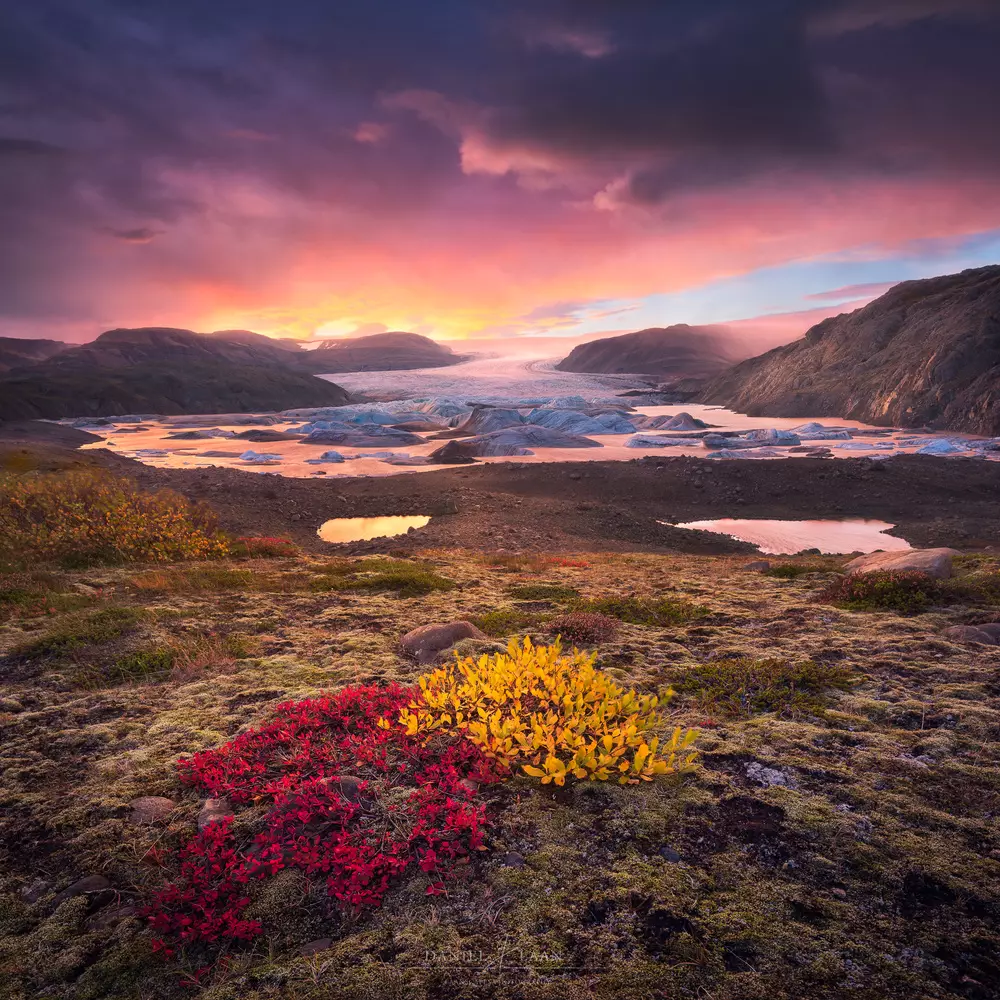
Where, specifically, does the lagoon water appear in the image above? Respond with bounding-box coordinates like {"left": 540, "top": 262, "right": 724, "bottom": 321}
{"left": 317, "top": 515, "right": 431, "bottom": 543}
{"left": 670, "top": 518, "right": 912, "bottom": 555}
{"left": 76, "top": 354, "right": 997, "bottom": 478}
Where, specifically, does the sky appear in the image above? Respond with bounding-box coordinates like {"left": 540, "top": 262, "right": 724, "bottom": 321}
{"left": 2, "top": 0, "right": 1000, "bottom": 349}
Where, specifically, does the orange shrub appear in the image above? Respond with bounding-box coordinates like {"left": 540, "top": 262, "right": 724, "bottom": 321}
{"left": 0, "top": 469, "right": 230, "bottom": 567}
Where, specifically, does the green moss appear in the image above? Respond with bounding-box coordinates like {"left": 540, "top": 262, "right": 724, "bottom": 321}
{"left": 668, "top": 656, "right": 855, "bottom": 716}
{"left": 765, "top": 562, "right": 833, "bottom": 579}
{"left": 573, "top": 594, "right": 707, "bottom": 627}
{"left": 505, "top": 583, "right": 580, "bottom": 601}
{"left": 311, "top": 559, "right": 456, "bottom": 597}
{"left": 470, "top": 608, "right": 551, "bottom": 637}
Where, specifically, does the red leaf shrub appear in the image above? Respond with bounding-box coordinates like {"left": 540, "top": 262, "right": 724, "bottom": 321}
{"left": 818, "top": 570, "right": 939, "bottom": 614}
{"left": 146, "top": 683, "right": 503, "bottom": 956}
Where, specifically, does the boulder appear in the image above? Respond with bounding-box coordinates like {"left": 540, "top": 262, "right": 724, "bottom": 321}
{"left": 845, "top": 548, "right": 960, "bottom": 579}
{"left": 940, "top": 625, "right": 997, "bottom": 645}
{"left": 428, "top": 440, "right": 478, "bottom": 464}
{"left": 791, "top": 422, "right": 853, "bottom": 440}
{"left": 129, "top": 796, "right": 176, "bottom": 824}
{"left": 430, "top": 425, "right": 601, "bottom": 460}
{"left": 401, "top": 621, "right": 487, "bottom": 665}
{"left": 743, "top": 428, "right": 801, "bottom": 445}
{"left": 52, "top": 875, "right": 111, "bottom": 909}
{"left": 198, "top": 797, "right": 234, "bottom": 831}
{"left": 974, "top": 623, "right": 1000, "bottom": 641}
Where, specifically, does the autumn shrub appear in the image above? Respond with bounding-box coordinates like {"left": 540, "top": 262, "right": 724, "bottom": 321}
{"left": 399, "top": 638, "right": 699, "bottom": 786}
{"left": 0, "top": 469, "right": 229, "bottom": 567}
{"left": 572, "top": 594, "right": 708, "bottom": 627}
{"left": 668, "top": 657, "right": 855, "bottom": 717}
{"left": 818, "top": 570, "right": 940, "bottom": 613}
{"left": 548, "top": 611, "right": 619, "bottom": 645}
{"left": 147, "top": 684, "right": 501, "bottom": 954}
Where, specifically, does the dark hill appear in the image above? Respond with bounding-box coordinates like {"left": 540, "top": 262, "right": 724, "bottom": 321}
{"left": 0, "top": 327, "right": 351, "bottom": 419}
{"left": 699, "top": 265, "right": 1000, "bottom": 434}
{"left": 0, "top": 336, "right": 69, "bottom": 372}
{"left": 555, "top": 325, "right": 738, "bottom": 378}
{"left": 313, "top": 331, "right": 464, "bottom": 372}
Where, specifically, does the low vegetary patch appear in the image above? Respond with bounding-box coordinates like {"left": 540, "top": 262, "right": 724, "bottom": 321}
{"left": 572, "top": 593, "right": 708, "bottom": 627}
{"left": 668, "top": 656, "right": 855, "bottom": 717}
{"left": 506, "top": 583, "right": 580, "bottom": 601}
{"left": 471, "top": 607, "right": 550, "bottom": 637}
{"left": 310, "top": 557, "right": 456, "bottom": 597}
{"left": 13, "top": 605, "right": 146, "bottom": 660}
{"left": 0, "top": 469, "right": 229, "bottom": 568}
{"left": 818, "top": 570, "right": 940, "bottom": 613}
{"left": 228, "top": 535, "right": 300, "bottom": 558}
{"left": 399, "top": 638, "right": 699, "bottom": 786}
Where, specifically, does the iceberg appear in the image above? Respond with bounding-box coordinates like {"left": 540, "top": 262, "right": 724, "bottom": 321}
{"left": 624, "top": 434, "right": 693, "bottom": 448}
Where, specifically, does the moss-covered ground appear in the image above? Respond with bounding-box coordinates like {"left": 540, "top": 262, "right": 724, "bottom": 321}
{"left": 1, "top": 549, "right": 998, "bottom": 999}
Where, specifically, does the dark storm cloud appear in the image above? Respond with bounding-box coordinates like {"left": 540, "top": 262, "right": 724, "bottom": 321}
{"left": 1, "top": 0, "right": 999, "bottom": 328}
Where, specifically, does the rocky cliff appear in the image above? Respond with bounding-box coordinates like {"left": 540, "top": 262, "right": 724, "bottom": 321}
{"left": 699, "top": 266, "right": 1000, "bottom": 434}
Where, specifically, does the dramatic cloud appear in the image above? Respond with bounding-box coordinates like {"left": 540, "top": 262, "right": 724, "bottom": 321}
{"left": 1, "top": 0, "right": 998, "bottom": 342}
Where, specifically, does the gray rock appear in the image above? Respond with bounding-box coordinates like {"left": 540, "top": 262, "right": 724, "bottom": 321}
{"left": 299, "top": 939, "right": 333, "bottom": 956}
{"left": 746, "top": 762, "right": 795, "bottom": 788}
{"left": 743, "top": 560, "right": 771, "bottom": 572}
{"left": 198, "top": 797, "right": 234, "bottom": 831}
{"left": 401, "top": 621, "right": 487, "bottom": 664}
{"left": 502, "top": 851, "right": 526, "bottom": 868}
{"left": 129, "top": 796, "right": 176, "bottom": 824}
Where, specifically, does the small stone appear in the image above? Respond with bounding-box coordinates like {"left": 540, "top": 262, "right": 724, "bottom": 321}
{"left": 988, "top": 849, "right": 1000, "bottom": 861}
{"left": 401, "top": 621, "right": 487, "bottom": 665}
{"left": 334, "top": 775, "right": 366, "bottom": 803}
{"left": 746, "top": 762, "right": 795, "bottom": 788}
{"left": 129, "top": 796, "right": 176, "bottom": 824}
{"left": 51, "top": 874, "right": 111, "bottom": 909}
{"left": 743, "top": 560, "right": 771, "bottom": 572}
{"left": 18, "top": 879, "right": 50, "bottom": 904}
{"left": 831, "top": 888, "right": 847, "bottom": 899}
{"left": 299, "top": 938, "right": 332, "bottom": 956}
{"left": 658, "top": 845, "right": 682, "bottom": 863}
{"left": 457, "top": 778, "right": 479, "bottom": 795}
{"left": 198, "top": 797, "right": 234, "bottom": 831}
{"left": 502, "top": 851, "right": 525, "bottom": 868}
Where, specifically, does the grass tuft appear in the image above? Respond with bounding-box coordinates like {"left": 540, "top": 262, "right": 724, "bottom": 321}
{"left": 506, "top": 583, "right": 580, "bottom": 601}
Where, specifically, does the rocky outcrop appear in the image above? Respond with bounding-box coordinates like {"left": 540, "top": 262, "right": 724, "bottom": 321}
{"left": 0, "top": 336, "right": 69, "bottom": 372}
{"left": 699, "top": 266, "right": 1000, "bottom": 434}
{"left": 556, "top": 325, "right": 738, "bottom": 377}
{"left": 845, "top": 548, "right": 960, "bottom": 580}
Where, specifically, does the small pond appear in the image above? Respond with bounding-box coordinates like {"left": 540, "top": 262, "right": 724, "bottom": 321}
{"left": 667, "top": 518, "right": 912, "bottom": 555}
{"left": 317, "top": 515, "right": 431, "bottom": 544}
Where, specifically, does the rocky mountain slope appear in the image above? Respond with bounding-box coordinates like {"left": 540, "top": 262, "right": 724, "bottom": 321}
{"left": 0, "top": 327, "right": 351, "bottom": 419}
{"left": 700, "top": 265, "right": 1000, "bottom": 434}
{"left": 0, "top": 336, "right": 69, "bottom": 372}
{"left": 555, "top": 325, "right": 738, "bottom": 377}
{"left": 313, "top": 331, "right": 465, "bottom": 372}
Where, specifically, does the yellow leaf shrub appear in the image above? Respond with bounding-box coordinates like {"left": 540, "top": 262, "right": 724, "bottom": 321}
{"left": 399, "top": 637, "right": 699, "bottom": 786}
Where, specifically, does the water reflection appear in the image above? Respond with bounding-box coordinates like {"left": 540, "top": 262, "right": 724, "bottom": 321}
{"left": 668, "top": 518, "right": 911, "bottom": 555}
{"left": 317, "top": 515, "right": 431, "bottom": 543}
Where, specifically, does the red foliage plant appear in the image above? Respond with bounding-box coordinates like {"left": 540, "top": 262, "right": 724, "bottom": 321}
{"left": 228, "top": 535, "right": 299, "bottom": 558}
{"left": 146, "top": 683, "right": 503, "bottom": 956}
